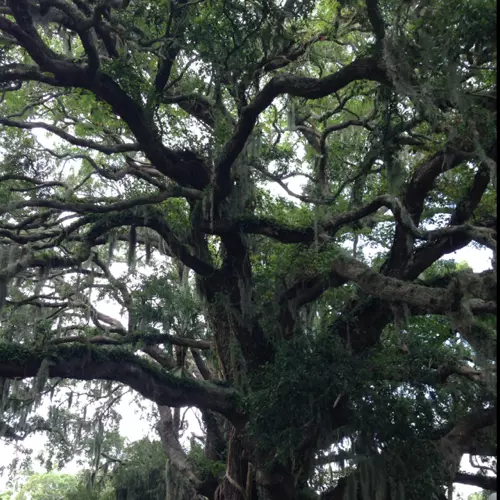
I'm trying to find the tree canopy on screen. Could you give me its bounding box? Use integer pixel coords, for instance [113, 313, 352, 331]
[0, 0, 497, 499]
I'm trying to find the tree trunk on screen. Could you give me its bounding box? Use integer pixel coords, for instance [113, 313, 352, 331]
[156, 405, 204, 499]
[215, 426, 252, 500]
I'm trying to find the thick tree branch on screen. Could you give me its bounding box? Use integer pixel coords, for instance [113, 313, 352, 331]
[439, 406, 497, 472]
[365, 0, 385, 42]
[331, 252, 496, 320]
[0, 343, 244, 425]
[162, 92, 225, 129]
[330, 252, 450, 313]
[3, 1, 64, 63]
[0, 10, 211, 190]
[0, 63, 63, 88]
[191, 348, 214, 380]
[433, 363, 490, 385]
[407, 164, 493, 279]
[156, 405, 203, 490]
[454, 471, 497, 491]
[382, 150, 466, 277]
[50, 332, 212, 350]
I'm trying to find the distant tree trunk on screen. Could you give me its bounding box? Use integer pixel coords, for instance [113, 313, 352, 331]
[215, 427, 252, 500]
[165, 458, 198, 500]
[156, 405, 204, 499]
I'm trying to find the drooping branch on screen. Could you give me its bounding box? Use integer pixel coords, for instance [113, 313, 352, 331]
[256, 33, 325, 73]
[0, 342, 244, 425]
[0, 205, 214, 278]
[454, 471, 497, 491]
[0, 417, 66, 442]
[0, 246, 92, 284]
[162, 93, 218, 128]
[0, 174, 67, 190]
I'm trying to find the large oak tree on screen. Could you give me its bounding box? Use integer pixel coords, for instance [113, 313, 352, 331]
[0, 0, 496, 499]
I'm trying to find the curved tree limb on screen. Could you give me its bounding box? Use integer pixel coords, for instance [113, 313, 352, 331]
[50, 332, 212, 350]
[439, 406, 497, 475]
[454, 471, 497, 491]
[0, 343, 244, 425]
[330, 251, 495, 316]
[407, 163, 493, 279]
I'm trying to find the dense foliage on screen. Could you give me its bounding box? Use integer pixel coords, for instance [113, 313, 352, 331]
[0, 0, 496, 499]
